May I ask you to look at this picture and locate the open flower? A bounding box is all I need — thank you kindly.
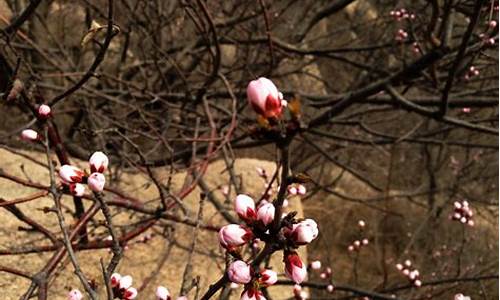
[284,251,307,284]
[218,224,253,249]
[59,165,85,183]
[247,77,283,118]
[89,151,109,173]
[235,194,256,222]
[228,260,252,284]
[88,172,106,192]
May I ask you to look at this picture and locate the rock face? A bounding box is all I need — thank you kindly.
[0,148,306,299]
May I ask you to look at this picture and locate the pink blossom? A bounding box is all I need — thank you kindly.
[38,104,51,119]
[284,251,307,284]
[235,194,256,222]
[218,224,253,249]
[257,201,275,226]
[110,273,121,287]
[156,286,170,300]
[89,151,109,173]
[310,260,321,270]
[67,289,83,300]
[228,260,252,284]
[326,285,334,293]
[59,165,85,183]
[69,183,85,197]
[21,129,39,141]
[288,219,319,245]
[489,20,497,28]
[123,287,138,299]
[296,184,306,195]
[258,269,278,286]
[119,275,133,289]
[240,288,266,300]
[358,220,366,228]
[246,77,282,118]
[88,172,106,192]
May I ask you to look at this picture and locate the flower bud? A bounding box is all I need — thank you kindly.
[310,260,321,270]
[259,269,278,286]
[290,219,319,245]
[124,287,138,299]
[69,183,85,197]
[284,251,307,284]
[296,184,306,195]
[257,201,275,226]
[21,129,39,141]
[110,273,121,287]
[228,260,252,284]
[241,288,266,300]
[156,286,170,300]
[119,275,133,289]
[326,285,334,293]
[218,224,253,249]
[247,77,282,118]
[88,172,106,192]
[234,194,256,222]
[38,104,51,119]
[89,151,109,173]
[67,289,83,300]
[59,165,85,183]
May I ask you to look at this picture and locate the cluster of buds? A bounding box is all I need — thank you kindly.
[67,289,83,300]
[396,260,422,287]
[412,42,421,54]
[347,220,369,252]
[110,273,138,299]
[247,77,286,119]
[395,29,409,42]
[307,260,335,293]
[288,184,306,197]
[450,200,474,226]
[59,151,109,195]
[464,66,480,80]
[389,8,416,21]
[218,192,319,299]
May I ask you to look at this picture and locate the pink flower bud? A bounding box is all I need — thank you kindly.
[489,20,497,28]
[218,224,253,249]
[414,280,422,287]
[320,272,327,279]
[228,260,252,284]
[347,245,354,252]
[327,285,334,293]
[247,77,282,118]
[257,202,275,226]
[68,289,83,300]
[296,184,306,195]
[69,183,85,197]
[241,288,266,300]
[402,269,410,276]
[284,251,307,284]
[353,240,361,247]
[59,165,85,183]
[259,269,278,286]
[358,220,366,228]
[404,259,411,267]
[362,238,369,245]
[156,286,171,300]
[293,284,302,294]
[124,287,138,299]
[21,129,39,141]
[110,273,121,287]
[88,172,106,192]
[288,186,298,195]
[119,275,133,289]
[230,282,239,289]
[234,194,256,222]
[396,264,403,270]
[310,260,321,270]
[467,220,474,226]
[290,219,319,245]
[38,104,51,119]
[89,151,109,173]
